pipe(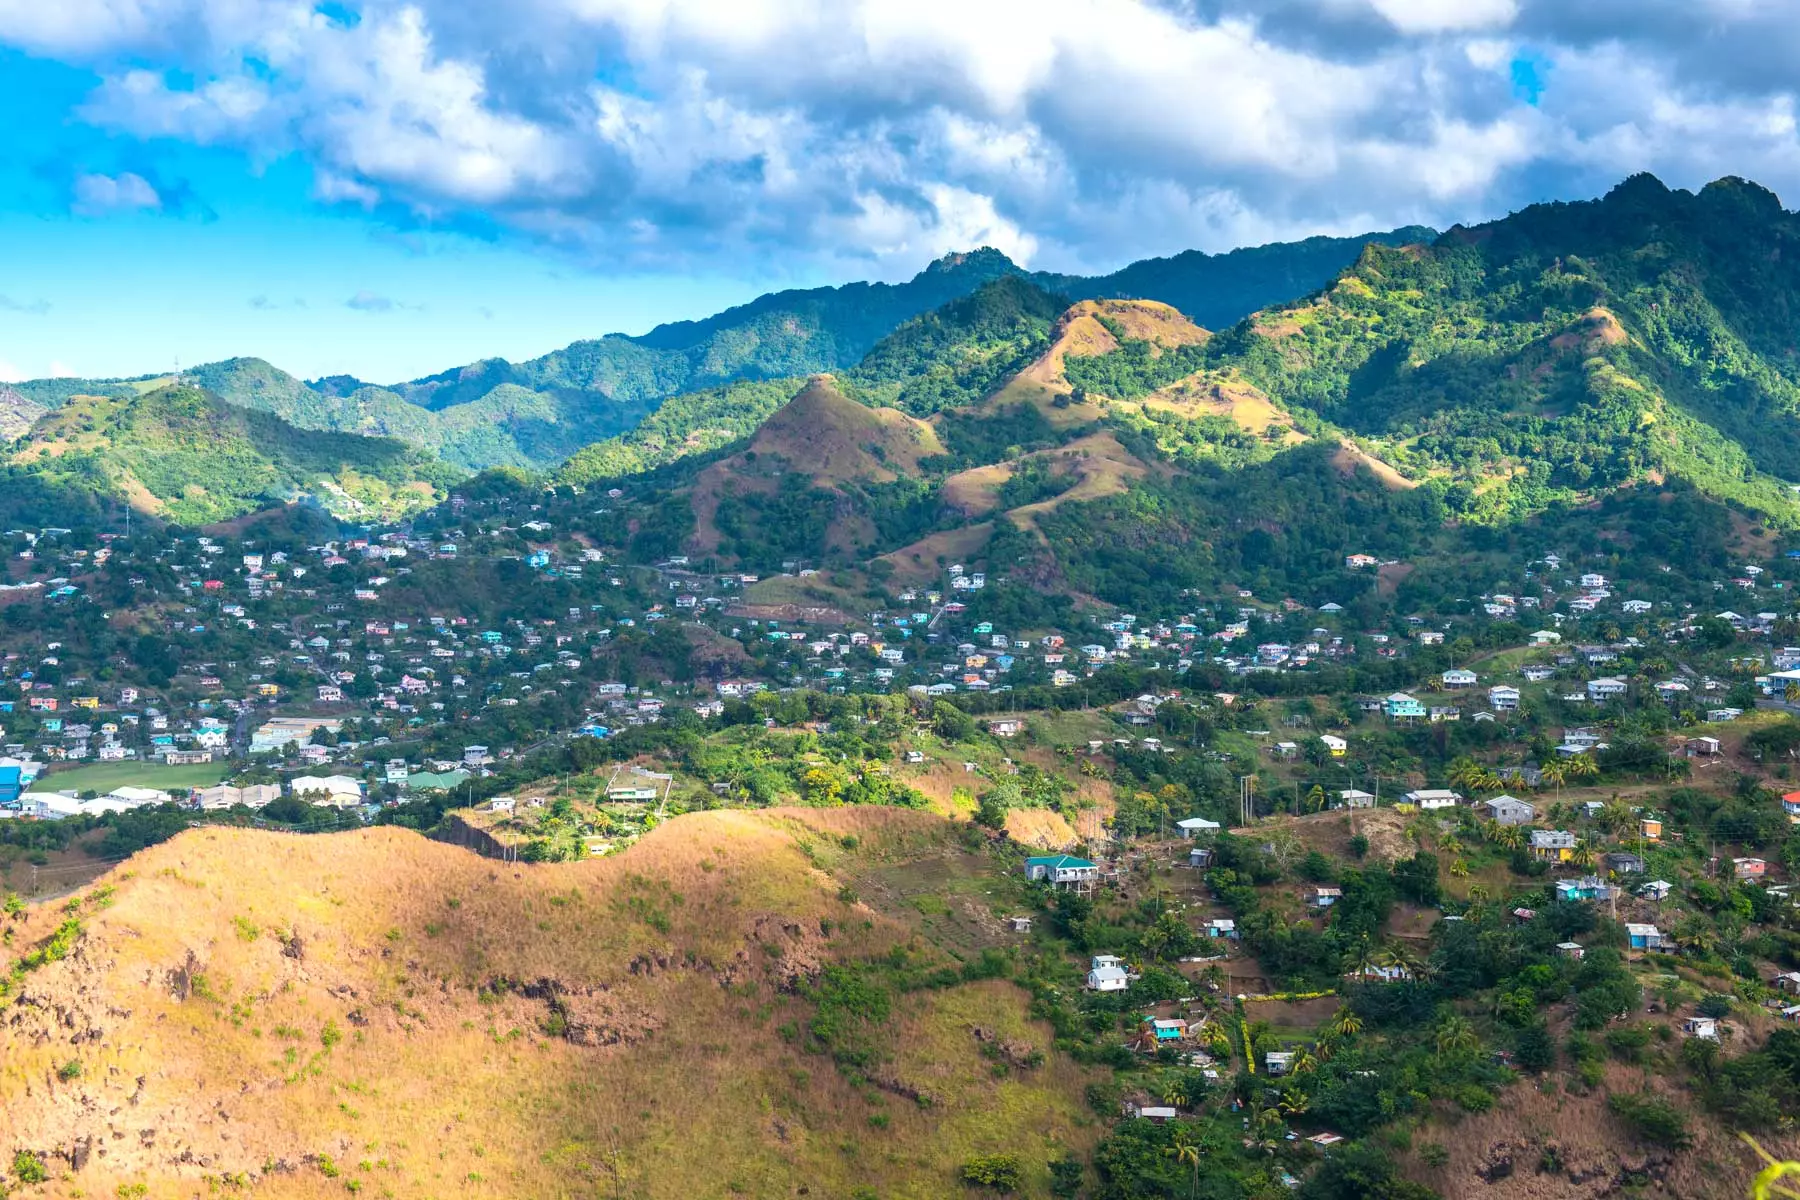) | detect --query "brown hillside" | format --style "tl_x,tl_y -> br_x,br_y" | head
744,375 -> 942,484
0,810 -> 1095,1199
986,299 -> 1210,428
690,377 -> 943,555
